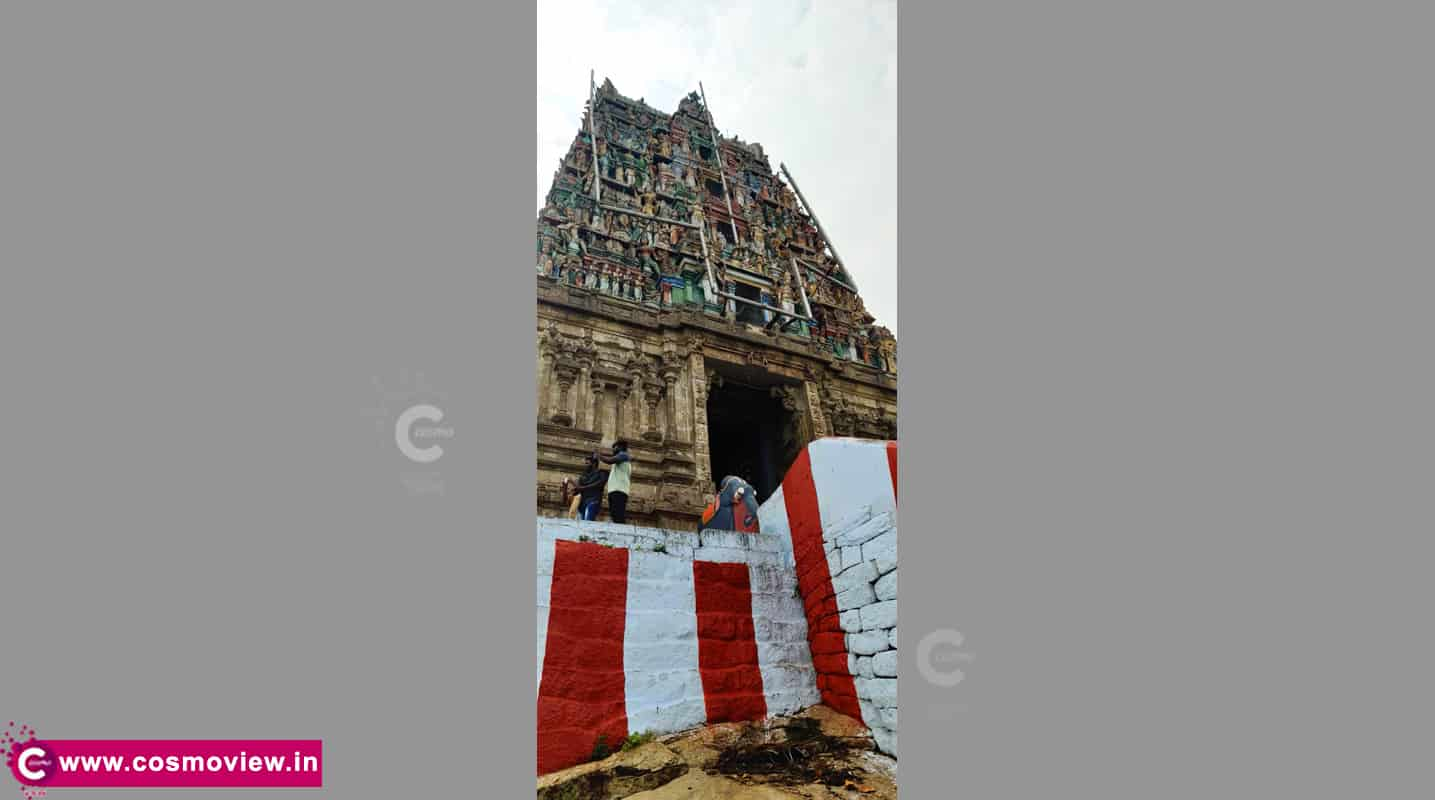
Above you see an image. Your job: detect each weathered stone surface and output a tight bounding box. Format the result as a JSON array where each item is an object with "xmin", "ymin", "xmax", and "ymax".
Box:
[
  {"xmin": 692, "ymin": 545, "xmax": 751, "ymax": 563},
  {"xmin": 828, "ymin": 509, "xmax": 889, "ymax": 548},
  {"xmin": 860, "ymin": 530, "xmax": 896, "ymax": 567},
  {"xmin": 874, "ymin": 570, "xmax": 897, "ymax": 601},
  {"xmin": 871, "ymin": 650, "xmax": 898, "ymax": 678},
  {"xmin": 854, "ymin": 677, "xmax": 897, "ymax": 707},
  {"xmin": 856, "ymin": 655, "xmax": 875, "ymax": 678},
  {"xmin": 848, "ymin": 630, "xmax": 890, "ymax": 656},
  {"xmin": 831, "ymin": 560, "xmax": 879, "ymax": 595},
  {"xmin": 860, "ymin": 600, "xmax": 897, "ymax": 631},
  {"xmin": 872, "ymin": 726, "xmax": 897, "ymax": 759},
  {"xmin": 834, "ymin": 582, "xmax": 877, "ymax": 611}
]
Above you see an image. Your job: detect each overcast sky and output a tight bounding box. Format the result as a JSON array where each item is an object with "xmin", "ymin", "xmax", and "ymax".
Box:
[{"xmin": 536, "ymin": 0, "xmax": 898, "ymax": 334}]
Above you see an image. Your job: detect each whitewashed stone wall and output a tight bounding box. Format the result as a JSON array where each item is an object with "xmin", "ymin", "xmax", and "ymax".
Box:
[
  {"xmin": 536, "ymin": 519, "xmax": 820, "ymax": 739},
  {"xmin": 756, "ymin": 438, "xmax": 899, "ymax": 757},
  {"xmin": 826, "ymin": 505, "xmax": 899, "ymax": 756}
]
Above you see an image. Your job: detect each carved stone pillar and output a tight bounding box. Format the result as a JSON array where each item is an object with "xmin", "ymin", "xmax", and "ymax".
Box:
[
  {"xmin": 588, "ymin": 377, "xmax": 606, "ymax": 432},
  {"xmin": 690, "ymin": 355, "xmax": 712, "ymax": 493},
  {"xmin": 641, "ymin": 377, "xmax": 665, "ymax": 442},
  {"xmin": 802, "ymin": 379, "xmax": 830, "ymax": 439},
  {"xmin": 537, "ymin": 323, "xmax": 558, "ymax": 422},
  {"xmin": 773, "ymin": 384, "xmax": 808, "ymax": 444},
  {"xmin": 615, "ymin": 382, "xmax": 633, "ymax": 441},
  {"xmin": 577, "ymin": 363, "xmax": 592, "ymax": 429},
  {"xmin": 661, "ymin": 369, "xmax": 681, "ymax": 443},
  {"xmin": 536, "ymin": 349, "xmax": 552, "ymax": 422},
  {"xmin": 550, "ymin": 363, "xmax": 579, "ymax": 427}
]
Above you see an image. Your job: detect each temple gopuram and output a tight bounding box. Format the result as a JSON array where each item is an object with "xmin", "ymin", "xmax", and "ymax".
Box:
[{"xmin": 537, "ymin": 77, "xmax": 897, "ymax": 529}]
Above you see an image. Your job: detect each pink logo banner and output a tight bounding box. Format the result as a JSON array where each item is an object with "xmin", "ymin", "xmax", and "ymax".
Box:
[{"xmin": 7, "ymin": 740, "xmax": 322, "ymax": 788}]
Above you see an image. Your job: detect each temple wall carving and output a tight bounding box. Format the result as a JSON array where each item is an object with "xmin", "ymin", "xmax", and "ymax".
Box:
[{"xmin": 537, "ymin": 288, "xmax": 896, "ymax": 530}]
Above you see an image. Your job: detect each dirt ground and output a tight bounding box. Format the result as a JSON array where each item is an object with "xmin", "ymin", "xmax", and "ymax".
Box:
[{"xmin": 537, "ymin": 706, "xmax": 897, "ymax": 800}]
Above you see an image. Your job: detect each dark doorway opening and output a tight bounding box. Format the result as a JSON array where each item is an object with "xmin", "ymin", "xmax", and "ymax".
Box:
[
  {"xmin": 733, "ymin": 282, "xmax": 765, "ymax": 325},
  {"xmin": 706, "ymin": 367, "xmax": 800, "ymax": 504}
]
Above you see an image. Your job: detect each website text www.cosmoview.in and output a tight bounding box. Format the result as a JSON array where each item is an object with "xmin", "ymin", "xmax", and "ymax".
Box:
[{"xmin": 8, "ymin": 739, "xmax": 322, "ymax": 789}]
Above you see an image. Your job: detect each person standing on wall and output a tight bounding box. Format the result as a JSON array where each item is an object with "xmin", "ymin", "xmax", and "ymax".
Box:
[
  {"xmin": 572, "ymin": 453, "xmax": 607, "ymax": 521},
  {"xmin": 595, "ymin": 439, "xmax": 632, "ymax": 523}
]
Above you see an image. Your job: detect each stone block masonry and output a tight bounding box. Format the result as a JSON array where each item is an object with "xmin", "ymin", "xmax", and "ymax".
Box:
[
  {"xmin": 757, "ymin": 438, "xmax": 899, "ymax": 758},
  {"xmin": 536, "ymin": 519, "xmax": 819, "ymax": 775},
  {"xmin": 536, "ymin": 437, "xmax": 899, "ymax": 774}
]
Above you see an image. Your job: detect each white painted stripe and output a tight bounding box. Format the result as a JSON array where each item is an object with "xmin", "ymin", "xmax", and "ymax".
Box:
[
  {"xmin": 749, "ymin": 559, "xmax": 822, "ymax": 716},
  {"xmin": 808, "ymin": 439, "xmax": 897, "ymax": 533},
  {"xmin": 536, "ymin": 525, "xmax": 557, "ymax": 696},
  {"xmin": 755, "ymin": 484, "xmax": 792, "ymax": 553},
  {"xmin": 624, "ymin": 550, "xmax": 706, "ymax": 734},
  {"xmin": 806, "ymin": 440, "xmax": 896, "ymax": 636}
]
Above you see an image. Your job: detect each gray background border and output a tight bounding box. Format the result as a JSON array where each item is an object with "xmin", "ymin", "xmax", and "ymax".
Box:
[
  {"xmin": 2, "ymin": 2, "xmax": 1432, "ymax": 798},
  {"xmin": 903, "ymin": 1, "xmax": 1432, "ymax": 796},
  {"xmin": 2, "ymin": 2, "xmax": 534, "ymax": 797}
]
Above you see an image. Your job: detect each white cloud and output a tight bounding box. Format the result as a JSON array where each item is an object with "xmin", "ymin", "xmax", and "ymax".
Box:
[{"xmin": 536, "ymin": 0, "xmax": 898, "ymax": 334}]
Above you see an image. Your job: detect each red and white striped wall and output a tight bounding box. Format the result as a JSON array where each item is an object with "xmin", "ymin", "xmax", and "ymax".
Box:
[
  {"xmin": 536, "ymin": 521, "xmax": 819, "ymax": 775},
  {"xmin": 757, "ymin": 438, "xmax": 899, "ymax": 757}
]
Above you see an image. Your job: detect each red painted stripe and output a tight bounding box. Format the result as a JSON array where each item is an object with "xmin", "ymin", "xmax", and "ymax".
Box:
[
  {"xmin": 693, "ymin": 560, "xmax": 769, "ymax": 724},
  {"xmin": 781, "ymin": 449, "xmax": 865, "ymax": 723},
  {"xmin": 886, "ymin": 441, "xmax": 898, "ymax": 505},
  {"xmin": 537, "ymin": 540, "xmax": 630, "ymax": 775}
]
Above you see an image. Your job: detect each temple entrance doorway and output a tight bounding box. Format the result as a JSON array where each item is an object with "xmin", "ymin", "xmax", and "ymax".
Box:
[{"xmin": 705, "ymin": 362, "xmax": 803, "ymax": 504}]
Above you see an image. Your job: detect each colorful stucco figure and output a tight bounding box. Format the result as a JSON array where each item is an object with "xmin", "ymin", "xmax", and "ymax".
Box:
[{"xmin": 700, "ymin": 475, "xmax": 760, "ymax": 533}]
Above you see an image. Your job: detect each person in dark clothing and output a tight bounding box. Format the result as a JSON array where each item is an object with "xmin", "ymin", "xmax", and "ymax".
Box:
[
  {"xmin": 595, "ymin": 439, "xmax": 632, "ymax": 523},
  {"xmin": 573, "ymin": 454, "xmax": 607, "ymax": 521}
]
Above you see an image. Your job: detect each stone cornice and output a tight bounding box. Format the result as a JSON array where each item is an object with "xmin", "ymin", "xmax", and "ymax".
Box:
[{"xmin": 539, "ymin": 277, "xmax": 896, "ymax": 394}]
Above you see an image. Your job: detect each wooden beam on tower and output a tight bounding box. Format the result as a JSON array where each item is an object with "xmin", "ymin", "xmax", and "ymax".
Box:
[
  {"xmin": 699, "ymin": 82, "xmax": 742, "ymax": 247},
  {"xmin": 780, "ymin": 162, "xmax": 858, "ymax": 294},
  {"xmin": 588, "ymin": 70, "xmax": 602, "ymax": 204}
]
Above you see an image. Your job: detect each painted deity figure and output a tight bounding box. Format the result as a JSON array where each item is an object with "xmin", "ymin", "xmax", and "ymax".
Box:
[
  {"xmin": 699, "ymin": 476, "xmax": 760, "ymax": 533},
  {"xmin": 777, "ymin": 274, "xmax": 796, "ymax": 316}
]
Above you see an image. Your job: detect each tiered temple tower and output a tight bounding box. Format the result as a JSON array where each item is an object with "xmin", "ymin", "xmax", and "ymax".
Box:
[{"xmin": 537, "ymin": 77, "xmax": 897, "ymax": 529}]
